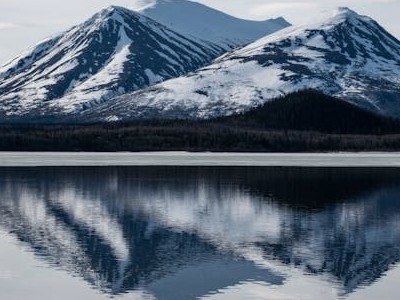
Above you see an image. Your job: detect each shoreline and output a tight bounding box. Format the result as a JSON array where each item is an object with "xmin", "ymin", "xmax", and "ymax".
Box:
[{"xmin": 1, "ymin": 151, "xmax": 400, "ymax": 167}]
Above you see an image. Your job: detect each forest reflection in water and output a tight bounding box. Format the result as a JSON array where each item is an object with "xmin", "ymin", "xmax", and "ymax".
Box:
[{"xmin": 1, "ymin": 166, "xmax": 400, "ymax": 300}]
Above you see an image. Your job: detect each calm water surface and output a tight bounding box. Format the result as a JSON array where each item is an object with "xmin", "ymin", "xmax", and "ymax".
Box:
[{"xmin": 1, "ymin": 167, "xmax": 400, "ymax": 300}]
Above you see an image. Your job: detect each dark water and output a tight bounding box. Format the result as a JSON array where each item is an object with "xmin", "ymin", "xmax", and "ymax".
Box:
[{"xmin": 1, "ymin": 167, "xmax": 400, "ymax": 300}]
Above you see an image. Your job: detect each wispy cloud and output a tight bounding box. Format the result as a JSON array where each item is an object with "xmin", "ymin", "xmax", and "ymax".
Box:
[
  {"xmin": 0, "ymin": 22, "xmax": 20, "ymax": 30},
  {"xmin": 248, "ymin": 2, "xmax": 317, "ymax": 18}
]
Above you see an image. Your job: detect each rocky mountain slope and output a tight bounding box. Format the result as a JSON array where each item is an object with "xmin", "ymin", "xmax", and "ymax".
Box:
[
  {"xmin": 83, "ymin": 7, "xmax": 400, "ymax": 121},
  {"xmin": 0, "ymin": 1, "xmax": 290, "ymax": 122},
  {"xmin": 0, "ymin": 6, "xmax": 225, "ymax": 119}
]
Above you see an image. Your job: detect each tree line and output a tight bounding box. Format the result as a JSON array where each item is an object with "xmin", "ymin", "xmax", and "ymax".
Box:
[{"xmin": 1, "ymin": 90, "xmax": 400, "ymax": 152}]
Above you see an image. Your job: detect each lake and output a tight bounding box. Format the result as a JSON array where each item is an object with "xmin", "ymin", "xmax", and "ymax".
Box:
[{"xmin": 1, "ymin": 166, "xmax": 400, "ymax": 299}]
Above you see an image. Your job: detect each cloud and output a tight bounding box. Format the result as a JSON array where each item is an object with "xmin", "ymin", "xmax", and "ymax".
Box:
[
  {"xmin": 248, "ymin": 2, "xmax": 317, "ymax": 18},
  {"xmin": 0, "ymin": 22, "xmax": 20, "ymax": 30}
]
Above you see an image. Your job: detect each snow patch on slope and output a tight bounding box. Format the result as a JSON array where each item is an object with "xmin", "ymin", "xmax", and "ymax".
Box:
[{"xmin": 58, "ymin": 27, "xmax": 132, "ymax": 111}]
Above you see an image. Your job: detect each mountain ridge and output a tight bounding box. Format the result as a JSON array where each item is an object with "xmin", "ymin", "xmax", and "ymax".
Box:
[
  {"xmin": 0, "ymin": 2, "xmax": 291, "ymax": 122},
  {"xmin": 0, "ymin": 5, "xmax": 226, "ymax": 117},
  {"xmin": 138, "ymin": 0, "xmax": 290, "ymax": 49},
  {"xmin": 80, "ymin": 6, "xmax": 400, "ymax": 122},
  {"xmin": 1, "ymin": 5, "xmax": 400, "ymax": 123}
]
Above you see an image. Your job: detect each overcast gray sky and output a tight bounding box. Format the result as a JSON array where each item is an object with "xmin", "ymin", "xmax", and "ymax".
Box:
[{"xmin": 0, "ymin": 0, "xmax": 399, "ymax": 64}]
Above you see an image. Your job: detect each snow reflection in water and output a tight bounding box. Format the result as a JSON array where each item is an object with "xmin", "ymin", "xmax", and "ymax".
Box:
[{"xmin": 0, "ymin": 167, "xmax": 400, "ymax": 300}]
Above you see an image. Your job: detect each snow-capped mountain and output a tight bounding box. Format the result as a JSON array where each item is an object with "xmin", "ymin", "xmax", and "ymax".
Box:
[
  {"xmin": 0, "ymin": 5, "xmax": 226, "ymax": 118},
  {"xmin": 0, "ymin": 2, "xmax": 290, "ymax": 122},
  {"xmin": 82, "ymin": 7, "xmax": 400, "ymax": 121},
  {"xmin": 138, "ymin": 0, "xmax": 290, "ymax": 50}
]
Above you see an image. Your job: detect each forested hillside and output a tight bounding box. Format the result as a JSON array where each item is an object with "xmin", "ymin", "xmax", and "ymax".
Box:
[{"xmin": 1, "ymin": 90, "xmax": 400, "ymax": 152}]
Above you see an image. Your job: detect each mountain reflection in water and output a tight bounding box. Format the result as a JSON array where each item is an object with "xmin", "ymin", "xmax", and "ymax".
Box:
[{"xmin": 1, "ymin": 167, "xmax": 400, "ymax": 299}]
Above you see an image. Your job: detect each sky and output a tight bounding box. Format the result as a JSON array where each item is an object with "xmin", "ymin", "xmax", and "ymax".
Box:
[{"xmin": 0, "ymin": 0, "xmax": 399, "ymax": 64}]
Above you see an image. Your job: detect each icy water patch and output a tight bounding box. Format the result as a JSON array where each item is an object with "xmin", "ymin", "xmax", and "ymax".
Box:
[{"xmin": 0, "ymin": 152, "xmax": 400, "ymax": 167}]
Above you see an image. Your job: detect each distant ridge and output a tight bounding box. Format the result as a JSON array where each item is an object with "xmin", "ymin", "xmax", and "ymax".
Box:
[
  {"xmin": 139, "ymin": 0, "xmax": 290, "ymax": 49},
  {"xmin": 218, "ymin": 90, "xmax": 400, "ymax": 135}
]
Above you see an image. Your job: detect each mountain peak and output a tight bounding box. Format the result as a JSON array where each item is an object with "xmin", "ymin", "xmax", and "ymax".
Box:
[
  {"xmin": 270, "ymin": 16, "xmax": 291, "ymax": 27},
  {"xmin": 85, "ymin": 5, "xmax": 136, "ymax": 27},
  {"xmin": 0, "ymin": 1, "xmax": 290, "ymax": 122},
  {"xmin": 0, "ymin": 1, "xmax": 226, "ymax": 118},
  {"xmin": 323, "ymin": 6, "xmax": 372, "ymax": 26},
  {"xmin": 99, "ymin": 5, "xmax": 136, "ymax": 18},
  {"xmin": 105, "ymin": 5, "xmax": 126, "ymax": 11},
  {"xmin": 334, "ymin": 7, "xmax": 357, "ymax": 16}
]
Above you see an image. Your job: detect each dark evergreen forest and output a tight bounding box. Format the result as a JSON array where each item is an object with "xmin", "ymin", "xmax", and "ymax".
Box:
[{"xmin": 1, "ymin": 90, "xmax": 400, "ymax": 152}]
